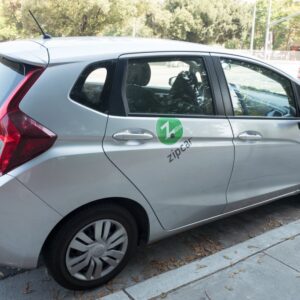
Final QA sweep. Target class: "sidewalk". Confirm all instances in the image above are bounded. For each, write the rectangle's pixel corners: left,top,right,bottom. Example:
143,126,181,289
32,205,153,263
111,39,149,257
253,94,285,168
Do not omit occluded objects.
104,219,300,300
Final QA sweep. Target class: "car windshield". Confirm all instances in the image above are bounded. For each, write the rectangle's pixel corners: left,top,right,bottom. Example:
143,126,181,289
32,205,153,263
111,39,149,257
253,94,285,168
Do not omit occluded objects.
0,57,25,107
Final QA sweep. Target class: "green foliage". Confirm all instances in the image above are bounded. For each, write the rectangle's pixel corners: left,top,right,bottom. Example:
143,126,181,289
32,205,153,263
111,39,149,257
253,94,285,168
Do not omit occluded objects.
2,0,113,37
255,0,300,50
0,0,299,50
146,0,252,47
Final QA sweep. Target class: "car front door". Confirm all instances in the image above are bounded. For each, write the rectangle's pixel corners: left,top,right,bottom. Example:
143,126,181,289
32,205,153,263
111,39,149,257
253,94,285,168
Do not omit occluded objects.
215,55,300,211
103,53,234,230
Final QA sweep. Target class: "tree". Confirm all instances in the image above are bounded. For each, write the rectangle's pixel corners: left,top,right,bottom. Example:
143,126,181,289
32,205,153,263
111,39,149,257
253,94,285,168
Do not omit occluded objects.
146,0,252,47
0,0,298,51
0,0,150,39
255,0,300,50
101,0,156,37
5,0,112,37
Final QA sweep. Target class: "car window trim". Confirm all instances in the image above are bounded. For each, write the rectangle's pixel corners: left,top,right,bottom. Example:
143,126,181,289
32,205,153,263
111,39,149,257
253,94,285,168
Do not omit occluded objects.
118,53,224,118
292,80,300,112
126,113,229,119
212,53,300,119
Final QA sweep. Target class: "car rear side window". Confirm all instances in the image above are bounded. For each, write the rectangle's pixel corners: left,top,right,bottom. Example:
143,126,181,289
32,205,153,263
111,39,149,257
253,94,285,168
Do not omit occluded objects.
0,57,25,107
124,57,214,116
221,58,297,118
70,61,114,113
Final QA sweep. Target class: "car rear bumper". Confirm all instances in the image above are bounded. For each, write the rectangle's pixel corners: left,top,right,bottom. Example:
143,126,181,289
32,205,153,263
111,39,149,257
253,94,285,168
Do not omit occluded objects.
0,174,61,269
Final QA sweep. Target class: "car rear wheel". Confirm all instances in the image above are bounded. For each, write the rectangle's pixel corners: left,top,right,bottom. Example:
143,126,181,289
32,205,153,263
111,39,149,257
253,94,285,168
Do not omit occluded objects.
44,204,138,290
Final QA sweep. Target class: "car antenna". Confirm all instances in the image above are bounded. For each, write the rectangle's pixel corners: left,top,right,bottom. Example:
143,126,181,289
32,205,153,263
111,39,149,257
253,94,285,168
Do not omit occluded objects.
28,10,52,39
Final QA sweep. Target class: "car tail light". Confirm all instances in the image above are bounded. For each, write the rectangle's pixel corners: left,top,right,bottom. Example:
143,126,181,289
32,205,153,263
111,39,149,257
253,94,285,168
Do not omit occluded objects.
0,67,56,175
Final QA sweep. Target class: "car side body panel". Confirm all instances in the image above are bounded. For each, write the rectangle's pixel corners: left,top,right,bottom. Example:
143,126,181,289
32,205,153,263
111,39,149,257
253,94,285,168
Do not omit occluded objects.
104,115,234,230
0,174,61,268
211,54,300,211
226,118,300,211
103,53,234,230
12,60,164,245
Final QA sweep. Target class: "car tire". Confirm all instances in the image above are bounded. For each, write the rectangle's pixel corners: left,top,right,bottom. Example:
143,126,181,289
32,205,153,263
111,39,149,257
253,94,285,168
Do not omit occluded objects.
44,204,138,290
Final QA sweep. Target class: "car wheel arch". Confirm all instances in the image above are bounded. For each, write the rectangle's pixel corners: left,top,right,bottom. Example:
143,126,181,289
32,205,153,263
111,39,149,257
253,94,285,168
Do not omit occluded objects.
39,197,150,265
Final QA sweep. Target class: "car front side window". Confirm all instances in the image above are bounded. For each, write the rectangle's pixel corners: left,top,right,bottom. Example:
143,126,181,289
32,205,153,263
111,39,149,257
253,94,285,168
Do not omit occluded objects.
221,58,297,118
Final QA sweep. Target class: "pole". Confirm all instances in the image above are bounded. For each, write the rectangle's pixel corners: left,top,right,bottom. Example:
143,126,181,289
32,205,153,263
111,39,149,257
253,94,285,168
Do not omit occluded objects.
132,18,137,37
264,0,272,59
270,11,300,27
250,0,257,53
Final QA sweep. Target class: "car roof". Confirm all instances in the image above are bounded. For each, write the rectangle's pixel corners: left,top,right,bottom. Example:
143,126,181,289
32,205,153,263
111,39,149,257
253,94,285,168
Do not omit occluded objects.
0,36,254,65
0,37,296,82
34,36,214,63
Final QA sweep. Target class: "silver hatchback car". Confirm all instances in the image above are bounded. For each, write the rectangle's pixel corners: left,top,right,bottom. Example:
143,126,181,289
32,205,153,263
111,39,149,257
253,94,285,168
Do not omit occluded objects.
0,37,300,290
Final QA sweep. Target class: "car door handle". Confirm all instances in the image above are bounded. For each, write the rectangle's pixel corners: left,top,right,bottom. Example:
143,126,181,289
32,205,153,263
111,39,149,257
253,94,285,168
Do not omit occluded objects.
238,131,263,141
113,129,154,141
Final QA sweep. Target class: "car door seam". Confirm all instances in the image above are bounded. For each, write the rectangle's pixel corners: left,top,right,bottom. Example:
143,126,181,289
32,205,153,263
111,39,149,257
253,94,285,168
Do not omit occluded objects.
222,117,236,215
210,54,236,215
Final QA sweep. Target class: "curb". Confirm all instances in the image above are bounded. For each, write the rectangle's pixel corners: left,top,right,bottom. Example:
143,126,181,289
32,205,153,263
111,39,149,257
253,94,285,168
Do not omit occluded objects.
102,219,300,300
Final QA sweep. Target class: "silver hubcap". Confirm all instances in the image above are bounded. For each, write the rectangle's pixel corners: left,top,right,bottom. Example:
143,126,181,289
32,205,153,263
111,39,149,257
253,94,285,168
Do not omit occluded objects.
66,219,128,281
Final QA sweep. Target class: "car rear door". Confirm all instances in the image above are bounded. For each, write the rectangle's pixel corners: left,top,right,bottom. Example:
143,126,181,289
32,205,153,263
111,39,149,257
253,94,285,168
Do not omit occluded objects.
103,53,234,230
213,54,300,211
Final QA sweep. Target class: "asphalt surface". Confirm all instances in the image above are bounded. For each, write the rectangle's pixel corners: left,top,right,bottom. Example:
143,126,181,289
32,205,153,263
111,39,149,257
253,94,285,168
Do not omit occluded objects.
1,195,300,299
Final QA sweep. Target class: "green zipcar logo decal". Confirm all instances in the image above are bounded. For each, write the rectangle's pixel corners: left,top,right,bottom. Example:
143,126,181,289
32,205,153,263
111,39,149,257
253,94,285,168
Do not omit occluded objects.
156,118,183,145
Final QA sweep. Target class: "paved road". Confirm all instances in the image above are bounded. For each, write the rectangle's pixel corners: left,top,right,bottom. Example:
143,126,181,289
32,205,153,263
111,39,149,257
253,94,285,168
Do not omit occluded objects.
1,195,300,299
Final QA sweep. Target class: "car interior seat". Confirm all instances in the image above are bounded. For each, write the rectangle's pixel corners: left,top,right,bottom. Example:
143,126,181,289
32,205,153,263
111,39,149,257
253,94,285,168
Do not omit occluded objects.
126,62,157,113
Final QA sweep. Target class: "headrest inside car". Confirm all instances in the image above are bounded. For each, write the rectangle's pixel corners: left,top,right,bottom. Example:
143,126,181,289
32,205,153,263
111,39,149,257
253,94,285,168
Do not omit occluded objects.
126,62,151,86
